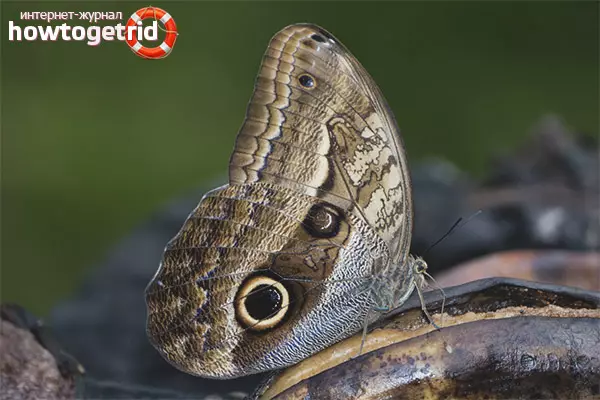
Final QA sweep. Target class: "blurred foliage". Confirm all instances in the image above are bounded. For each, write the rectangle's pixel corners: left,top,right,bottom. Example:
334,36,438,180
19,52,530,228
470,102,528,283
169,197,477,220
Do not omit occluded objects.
1,1,598,316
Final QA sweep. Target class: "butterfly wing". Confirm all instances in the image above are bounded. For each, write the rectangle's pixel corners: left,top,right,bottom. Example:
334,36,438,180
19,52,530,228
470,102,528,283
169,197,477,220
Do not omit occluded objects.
230,24,413,258
146,24,415,379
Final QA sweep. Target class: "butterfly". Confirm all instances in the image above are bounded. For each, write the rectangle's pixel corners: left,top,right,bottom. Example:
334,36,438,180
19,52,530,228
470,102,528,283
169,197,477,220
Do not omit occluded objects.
145,23,425,379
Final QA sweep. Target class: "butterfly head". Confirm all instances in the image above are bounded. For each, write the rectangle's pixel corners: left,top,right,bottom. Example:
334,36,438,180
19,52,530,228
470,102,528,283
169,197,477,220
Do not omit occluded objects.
413,257,428,275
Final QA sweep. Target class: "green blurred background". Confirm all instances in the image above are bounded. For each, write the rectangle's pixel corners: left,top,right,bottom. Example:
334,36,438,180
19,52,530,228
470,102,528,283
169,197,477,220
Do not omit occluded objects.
2,1,598,316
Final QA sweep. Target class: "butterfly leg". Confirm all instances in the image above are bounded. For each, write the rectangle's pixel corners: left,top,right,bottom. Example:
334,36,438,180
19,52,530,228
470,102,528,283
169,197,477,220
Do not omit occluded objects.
414,283,442,330
355,303,390,358
357,312,370,358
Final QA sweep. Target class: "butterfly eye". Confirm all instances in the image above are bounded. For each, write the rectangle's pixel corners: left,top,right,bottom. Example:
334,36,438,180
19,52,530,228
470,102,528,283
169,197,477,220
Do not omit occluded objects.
298,74,316,89
414,259,428,274
304,203,342,238
311,34,325,43
235,276,290,331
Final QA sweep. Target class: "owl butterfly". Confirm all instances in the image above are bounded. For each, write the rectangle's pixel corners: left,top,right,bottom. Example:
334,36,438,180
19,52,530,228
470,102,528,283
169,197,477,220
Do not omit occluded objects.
146,23,427,379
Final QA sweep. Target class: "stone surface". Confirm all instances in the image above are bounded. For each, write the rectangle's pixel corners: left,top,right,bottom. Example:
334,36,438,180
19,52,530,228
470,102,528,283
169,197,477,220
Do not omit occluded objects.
0,320,75,400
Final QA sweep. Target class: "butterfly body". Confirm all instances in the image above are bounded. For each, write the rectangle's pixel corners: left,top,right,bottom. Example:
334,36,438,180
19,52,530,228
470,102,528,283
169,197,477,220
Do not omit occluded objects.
146,24,417,378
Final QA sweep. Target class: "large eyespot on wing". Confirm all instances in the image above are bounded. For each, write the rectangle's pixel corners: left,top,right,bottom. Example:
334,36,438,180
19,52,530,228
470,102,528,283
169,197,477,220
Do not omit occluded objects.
235,275,290,331
229,23,413,262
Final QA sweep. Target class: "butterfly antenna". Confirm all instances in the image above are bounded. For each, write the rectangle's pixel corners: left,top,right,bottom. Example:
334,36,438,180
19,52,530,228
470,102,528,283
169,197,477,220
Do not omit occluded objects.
423,210,483,256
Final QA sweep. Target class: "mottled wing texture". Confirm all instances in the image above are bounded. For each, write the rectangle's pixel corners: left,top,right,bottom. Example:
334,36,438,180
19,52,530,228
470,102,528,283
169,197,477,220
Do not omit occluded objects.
230,24,412,259
146,24,415,379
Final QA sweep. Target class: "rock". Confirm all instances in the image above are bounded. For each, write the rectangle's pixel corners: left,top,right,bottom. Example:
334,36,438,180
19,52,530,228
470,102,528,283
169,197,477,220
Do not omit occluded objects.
435,250,600,291
0,304,80,400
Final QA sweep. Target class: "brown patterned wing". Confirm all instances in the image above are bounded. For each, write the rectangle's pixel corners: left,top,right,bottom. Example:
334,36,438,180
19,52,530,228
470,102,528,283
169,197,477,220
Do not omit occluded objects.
146,24,417,379
230,24,413,261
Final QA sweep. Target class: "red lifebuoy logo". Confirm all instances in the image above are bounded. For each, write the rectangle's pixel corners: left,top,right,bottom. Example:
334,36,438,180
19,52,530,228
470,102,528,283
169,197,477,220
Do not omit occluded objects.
9,7,179,57
125,7,178,59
